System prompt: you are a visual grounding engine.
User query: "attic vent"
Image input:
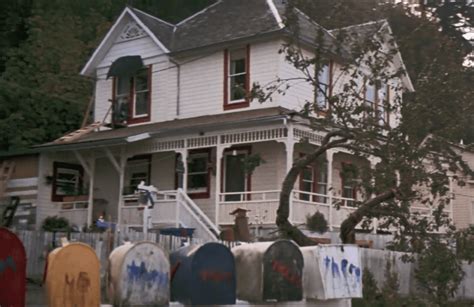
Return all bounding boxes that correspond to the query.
[119,21,146,42]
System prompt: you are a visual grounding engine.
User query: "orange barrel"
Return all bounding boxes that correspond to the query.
[45,242,100,307]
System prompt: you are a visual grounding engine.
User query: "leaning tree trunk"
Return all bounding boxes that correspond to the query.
[339,189,397,244]
[276,130,352,246]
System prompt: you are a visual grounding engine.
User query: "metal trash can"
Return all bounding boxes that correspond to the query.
[0,227,26,307]
[45,242,100,307]
[232,240,304,303]
[170,242,236,305]
[108,241,170,306]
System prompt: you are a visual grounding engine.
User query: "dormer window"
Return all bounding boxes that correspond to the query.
[113,66,151,126]
[316,64,332,110]
[224,46,250,110]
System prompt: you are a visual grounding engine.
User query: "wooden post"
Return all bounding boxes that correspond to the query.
[87,157,96,227]
[326,149,335,231]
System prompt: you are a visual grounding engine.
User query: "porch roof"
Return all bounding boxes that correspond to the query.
[36,107,293,152]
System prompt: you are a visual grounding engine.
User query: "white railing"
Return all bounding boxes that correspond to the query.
[120,189,220,242]
[176,189,220,242]
[218,190,280,225]
[59,201,88,228]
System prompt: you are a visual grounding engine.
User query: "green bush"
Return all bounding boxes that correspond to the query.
[41,216,70,232]
[306,211,328,233]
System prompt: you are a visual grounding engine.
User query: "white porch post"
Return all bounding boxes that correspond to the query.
[285,125,295,222]
[86,157,96,226]
[176,149,188,192]
[215,145,228,225]
[73,150,95,227]
[326,149,335,231]
[369,158,380,234]
[117,148,126,227]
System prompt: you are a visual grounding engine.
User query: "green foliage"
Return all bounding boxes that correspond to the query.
[415,239,464,305]
[305,210,328,233]
[455,226,474,264]
[42,215,70,232]
[241,154,265,175]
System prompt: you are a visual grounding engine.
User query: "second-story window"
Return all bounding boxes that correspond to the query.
[113,66,151,125]
[224,46,250,110]
[316,64,331,111]
[365,80,390,125]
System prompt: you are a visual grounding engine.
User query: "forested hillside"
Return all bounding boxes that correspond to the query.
[0,0,471,152]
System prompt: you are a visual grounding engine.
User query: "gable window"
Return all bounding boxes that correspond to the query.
[224,46,250,110]
[113,66,151,125]
[124,155,151,195]
[364,80,390,125]
[316,63,332,110]
[52,162,84,202]
[187,149,211,199]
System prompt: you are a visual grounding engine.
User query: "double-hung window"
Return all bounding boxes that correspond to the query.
[52,162,84,201]
[365,80,390,125]
[316,161,328,203]
[123,155,151,195]
[113,66,151,125]
[300,166,314,201]
[341,162,357,207]
[224,46,250,110]
[187,149,211,198]
[316,64,331,110]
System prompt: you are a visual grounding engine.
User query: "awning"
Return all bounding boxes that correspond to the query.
[106,56,144,79]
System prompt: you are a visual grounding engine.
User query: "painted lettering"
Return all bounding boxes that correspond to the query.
[271,259,302,288]
[127,261,168,286]
[199,270,233,282]
[0,256,16,274]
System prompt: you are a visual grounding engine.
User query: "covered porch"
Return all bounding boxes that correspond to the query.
[37,111,453,238]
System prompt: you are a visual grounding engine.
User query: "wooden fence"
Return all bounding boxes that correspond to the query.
[14,229,241,279]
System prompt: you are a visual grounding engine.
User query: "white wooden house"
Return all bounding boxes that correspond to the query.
[26,0,470,239]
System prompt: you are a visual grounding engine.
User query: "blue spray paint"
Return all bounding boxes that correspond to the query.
[0,256,16,274]
[341,259,348,275]
[355,267,361,283]
[331,257,340,278]
[127,261,168,287]
[324,256,331,269]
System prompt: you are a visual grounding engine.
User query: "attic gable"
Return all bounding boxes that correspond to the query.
[81,7,171,77]
[330,20,415,92]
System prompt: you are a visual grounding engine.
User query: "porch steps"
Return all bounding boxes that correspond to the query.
[0,161,15,198]
[54,121,103,143]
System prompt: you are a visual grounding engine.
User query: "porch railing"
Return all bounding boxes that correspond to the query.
[218,190,453,232]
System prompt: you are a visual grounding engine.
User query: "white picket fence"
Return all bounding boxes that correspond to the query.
[14,229,240,279]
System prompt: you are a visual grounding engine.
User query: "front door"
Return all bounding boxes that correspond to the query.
[224,152,247,201]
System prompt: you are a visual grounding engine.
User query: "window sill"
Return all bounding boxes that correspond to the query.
[224,100,249,111]
[188,191,210,199]
[127,116,150,125]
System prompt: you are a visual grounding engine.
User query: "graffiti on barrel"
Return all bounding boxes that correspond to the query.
[319,245,362,299]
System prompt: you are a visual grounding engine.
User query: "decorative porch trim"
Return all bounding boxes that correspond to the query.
[293,128,324,145]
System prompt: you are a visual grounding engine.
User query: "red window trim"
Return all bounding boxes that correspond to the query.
[112,65,152,125]
[223,45,250,111]
[340,161,357,200]
[51,162,84,202]
[298,153,328,202]
[179,148,212,199]
[220,145,252,200]
[363,80,390,124]
[316,60,334,117]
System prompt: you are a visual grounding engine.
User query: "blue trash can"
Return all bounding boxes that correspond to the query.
[170,242,236,305]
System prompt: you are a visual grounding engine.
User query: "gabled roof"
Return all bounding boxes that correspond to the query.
[329,20,415,92]
[81,0,346,76]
